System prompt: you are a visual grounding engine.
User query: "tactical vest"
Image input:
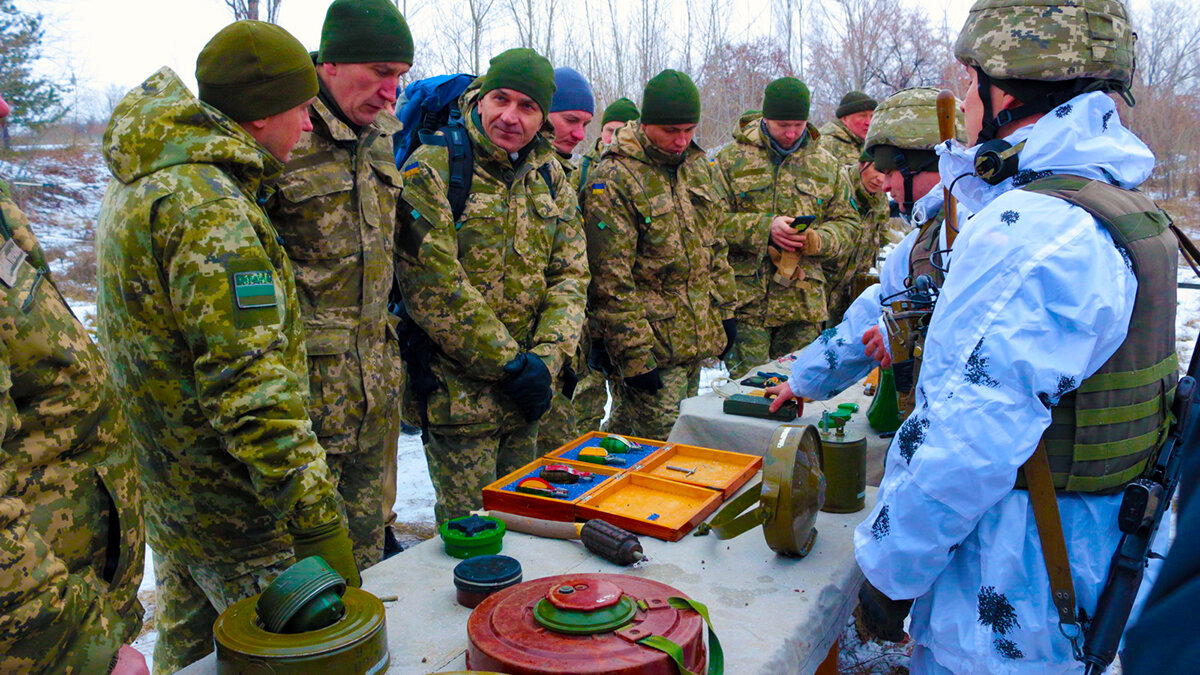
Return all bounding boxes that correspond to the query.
[885,212,944,417]
[1018,176,1178,493]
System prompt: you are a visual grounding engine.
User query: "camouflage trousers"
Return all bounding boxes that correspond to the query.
[382,404,402,529]
[327,429,394,571]
[538,367,610,454]
[425,421,538,524]
[725,322,822,378]
[608,363,699,442]
[151,549,292,674]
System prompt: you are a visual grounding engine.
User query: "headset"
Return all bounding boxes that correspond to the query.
[973,139,1026,185]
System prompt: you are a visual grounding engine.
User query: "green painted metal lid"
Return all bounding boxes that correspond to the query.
[256,556,347,634]
[532,579,638,634]
[440,515,506,559]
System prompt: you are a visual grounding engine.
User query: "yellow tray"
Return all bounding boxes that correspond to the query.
[482,457,621,522]
[631,443,762,499]
[574,473,723,541]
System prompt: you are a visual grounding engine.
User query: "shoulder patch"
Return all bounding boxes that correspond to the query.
[402,161,421,179]
[591,182,606,195]
[232,269,277,309]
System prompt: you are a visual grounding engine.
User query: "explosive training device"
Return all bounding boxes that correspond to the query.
[769,215,818,287]
[478,510,646,566]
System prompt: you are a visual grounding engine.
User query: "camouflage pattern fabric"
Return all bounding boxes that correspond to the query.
[955,0,1134,88]
[0,196,145,674]
[96,67,344,656]
[714,116,860,330]
[424,422,538,523]
[608,363,699,441]
[826,185,890,325]
[862,87,966,156]
[396,87,588,522]
[150,550,291,674]
[583,122,736,378]
[816,117,884,324]
[725,321,822,379]
[268,94,405,569]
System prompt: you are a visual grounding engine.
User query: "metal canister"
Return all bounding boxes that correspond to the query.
[817,412,867,513]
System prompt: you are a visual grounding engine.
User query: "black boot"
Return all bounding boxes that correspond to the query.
[383,525,404,559]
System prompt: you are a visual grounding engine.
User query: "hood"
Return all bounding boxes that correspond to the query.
[606,121,706,166]
[460,86,557,172]
[937,91,1154,215]
[104,67,281,189]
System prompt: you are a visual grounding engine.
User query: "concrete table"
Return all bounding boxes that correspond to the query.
[178,487,877,674]
[670,371,891,486]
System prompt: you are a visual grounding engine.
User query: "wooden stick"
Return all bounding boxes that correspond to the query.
[936,89,960,248]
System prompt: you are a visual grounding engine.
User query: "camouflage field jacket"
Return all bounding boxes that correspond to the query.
[582,123,736,377]
[713,116,860,326]
[0,194,144,673]
[269,95,404,456]
[396,88,588,430]
[97,68,339,565]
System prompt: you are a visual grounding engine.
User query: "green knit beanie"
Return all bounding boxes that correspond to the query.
[836,90,878,119]
[478,48,556,118]
[318,0,414,65]
[641,70,701,125]
[197,20,318,123]
[601,97,640,125]
[762,77,811,121]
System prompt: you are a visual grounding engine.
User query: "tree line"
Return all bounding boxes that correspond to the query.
[2,0,1198,199]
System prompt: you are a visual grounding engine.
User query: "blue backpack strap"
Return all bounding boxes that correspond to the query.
[420,120,474,223]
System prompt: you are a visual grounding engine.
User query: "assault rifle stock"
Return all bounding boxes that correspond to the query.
[1081,359,1197,674]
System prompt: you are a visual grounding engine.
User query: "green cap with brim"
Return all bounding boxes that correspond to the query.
[601,97,640,126]
[641,70,701,126]
[478,48,556,119]
[318,0,414,65]
[836,90,878,119]
[197,20,319,123]
[762,77,811,121]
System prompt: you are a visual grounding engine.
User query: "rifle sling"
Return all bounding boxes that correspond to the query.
[1023,439,1079,629]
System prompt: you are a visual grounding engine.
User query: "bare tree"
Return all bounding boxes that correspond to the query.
[221,0,283,22]
[506,0,560,61]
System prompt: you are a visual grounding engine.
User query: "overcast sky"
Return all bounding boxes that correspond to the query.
[22,0,971,97]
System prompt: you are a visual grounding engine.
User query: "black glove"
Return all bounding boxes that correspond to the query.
[587,341,614,376]
[500,352,553,422]
[721,318,738,359]
[624,368,665,393]
[560,363,579,399]
[856,581,912,643]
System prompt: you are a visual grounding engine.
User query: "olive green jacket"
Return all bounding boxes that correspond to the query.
[269,94,405,456]
[0,195,144,674]
[582,122,736,377]
[713,116,860,326]
[396,88,589,430]
[97,68,339,565]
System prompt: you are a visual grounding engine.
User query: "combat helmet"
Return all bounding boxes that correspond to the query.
[954,0,1136,141]
[864,87,964,213]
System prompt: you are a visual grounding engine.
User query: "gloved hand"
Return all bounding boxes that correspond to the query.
[799,228,822,255]
[501,352,553,422]
[624,368,664,393]
[587,341,614,376]
[560,363,579,399]
[290,518,362,588]
[721,318,738,359]
[856,580,912,643]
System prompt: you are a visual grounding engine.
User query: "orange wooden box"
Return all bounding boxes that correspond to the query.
[630,443,762,499]
[482,457,621,522]
[574,473,724,542]
[546,431,669,469]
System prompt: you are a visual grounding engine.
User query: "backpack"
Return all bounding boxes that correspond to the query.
[393,73,557,221]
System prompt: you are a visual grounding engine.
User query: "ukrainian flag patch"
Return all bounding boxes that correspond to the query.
[232,270,276,309]
[402,162,421,179]
[591,182,606,195]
